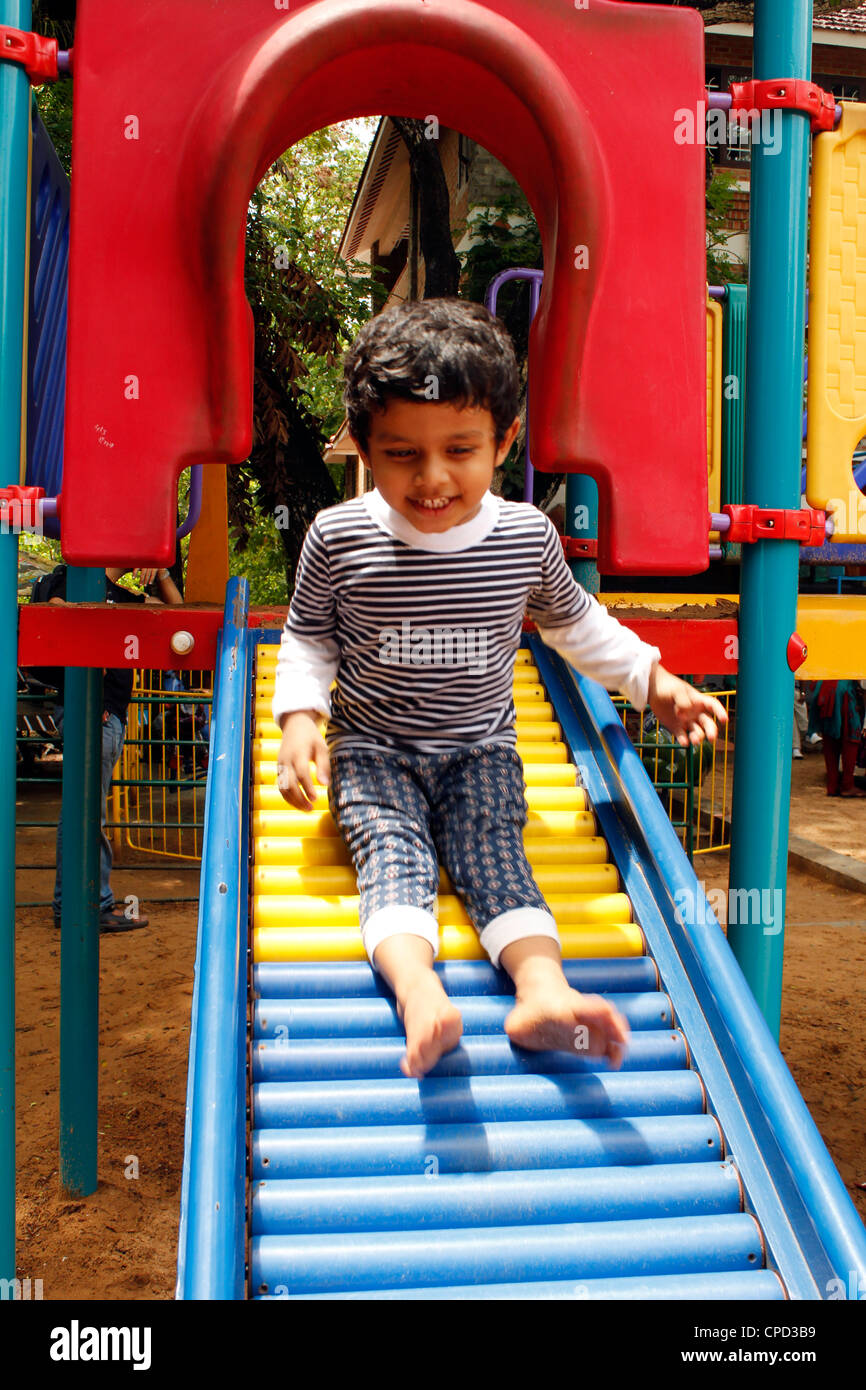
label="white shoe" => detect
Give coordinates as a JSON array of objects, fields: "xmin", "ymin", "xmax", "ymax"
[{"xmin": 792, "ymin": 750, "xmax": 804, "ymax": 759}]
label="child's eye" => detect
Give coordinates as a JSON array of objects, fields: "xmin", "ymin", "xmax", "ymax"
[{"xmin": 384, "ymin": 447, "xmax": 474, "ymax": 458}]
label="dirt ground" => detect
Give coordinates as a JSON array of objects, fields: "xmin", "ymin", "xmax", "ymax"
[{"xmin": 12, "ymin": 757, "xmax": 866, "ymax": 1300}]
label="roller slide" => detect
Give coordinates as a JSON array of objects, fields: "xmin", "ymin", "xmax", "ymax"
[{"xmin": 176, "ymin": 580, "xmax": 866, "ymax": 1300}]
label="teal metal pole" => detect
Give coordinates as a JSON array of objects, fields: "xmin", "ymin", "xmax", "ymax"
[
  {"xmin": 565, "ymin": 474, "xmax": 599, "ymax": 595},
  {"xmin": 0, "ymin": 0, "xmax": 31, "ymax": 1286},
  {"xmin": 59, "ymin": 570, "xmax": 104, "ymax": 1196},
  {"xmin": 727, "ymin": 0, "xmax": 812, "ymax": 1036}
]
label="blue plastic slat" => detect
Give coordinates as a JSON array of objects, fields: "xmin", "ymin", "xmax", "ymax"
[
  {"xmin": 271, "ymin": 1270, "xmax": 786, "ymax": 1300},
  {"xmin": 253, "ymin": 958, "xmax": 659, "ymax": 999},
  {"xmin": 252, "ymin": 1030, "xmax": 687, "ymax": 1082},
  {"xmin": 250, "ymin": 1212, "xmax": 764, "ymax": 1295},
  {"xmin": 253, "ymin": 991, "xmax": 673, "ymax": 1039},
  {"xmin": 251, "ymin": 1114, "xmax": 723, "ymax": 1180},
  {"xmin": 252, "ymin": 1068, "xmax": 705, "ymax": 1129},
  {"xmin": 252, "ymin": 1160, "xmax": 742, "ymax": 1235}
]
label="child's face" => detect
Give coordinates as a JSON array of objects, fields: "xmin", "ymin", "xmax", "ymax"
[{"xmin": 355, "ymin": 398, "xmax": 520, "ymax": 533}]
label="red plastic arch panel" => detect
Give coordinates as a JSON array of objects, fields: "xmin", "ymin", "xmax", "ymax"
[{"xmin": 62, "ymin": 0, "xmax": 707, "ymax": 574}]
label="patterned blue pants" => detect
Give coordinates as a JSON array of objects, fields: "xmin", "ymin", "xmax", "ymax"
[{"xmin": 328, "ymin": 742, "xmax": 560, "ymax": 970}]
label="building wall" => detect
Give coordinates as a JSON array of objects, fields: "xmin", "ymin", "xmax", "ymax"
[{"xmin": 706, "ymin": 33, "xmax": 866, "ymax": 276}]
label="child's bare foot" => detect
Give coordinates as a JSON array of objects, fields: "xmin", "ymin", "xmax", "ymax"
[
  {"xmin": 396, "ymin": 975, "xmax": 463, "ymax": 1079},
  {"xmin": 504, "ymin": 983, "xmax": 630, "ymax": 1068}
]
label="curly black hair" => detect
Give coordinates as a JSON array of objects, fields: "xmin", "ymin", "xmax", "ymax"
[{"xmin": 342, "ymin": 297, "xmax": 520, "ymax": 454}]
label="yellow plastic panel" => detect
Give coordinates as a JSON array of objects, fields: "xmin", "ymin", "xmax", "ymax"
[
  {"xmin": 707, "ymin": 295, "xmax": 722, "ymax": 532},
  {"xmin": 807, "ymin": 102, "xmax": 866, "ymax": 539},
  {"xmin": 253, "ymin": 922, "xmax": 646, "ymax": 963},
  {"xmin": 797, "ymin": 593, "xmax": 866, "ymax": 678},
  {"xmin": 251, "ymin": 863, "xmax": 619, "ymax": 898}
]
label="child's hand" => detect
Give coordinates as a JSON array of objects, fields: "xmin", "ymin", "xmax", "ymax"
[
  {"xmin": 647, "ymin": 663, "xmax": 728, "ymax": 748},
  {"xmin": 276, "ymin": 711, "xmax": 331, "ymax": 810}
]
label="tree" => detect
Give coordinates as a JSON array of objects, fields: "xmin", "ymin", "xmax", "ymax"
[{"xmin": 390, "ymin": 118, "xmax": 462, "ymax": 299}]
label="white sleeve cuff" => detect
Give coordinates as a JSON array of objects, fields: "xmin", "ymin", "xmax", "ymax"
[
  {"xmin": 538, "ymin": 598, "xmax": 661, "ymax": 711},
  {"xmin": 270, "ymin": 628, "xmax": 339, "ymax": 727}
]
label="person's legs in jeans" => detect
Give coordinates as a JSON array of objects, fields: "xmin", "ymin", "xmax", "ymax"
[
  {"xmin": 431, "ymin": 744, "xmax": 630, "ymax": 1065},
  {"xmin": 328, "ymin": 746, "xmax": 462, "ymax": 1077},
  {"xmin": 99, "ymin": 714, "xmax": 124, "ymax": 911}
]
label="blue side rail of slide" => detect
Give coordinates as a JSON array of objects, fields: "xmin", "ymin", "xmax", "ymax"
[{"xmin": 176, "ymin": 578, "xmax": 252, "ymax": 1300}]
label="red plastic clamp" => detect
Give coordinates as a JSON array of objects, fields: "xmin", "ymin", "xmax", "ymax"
[
  {"xmin": 0, "ymin": 26, "xmax": 59, "ymax": 84},
  {"xmin": 0, "ymin": 484, "xmax": 45, "ymax": 531},
  {"xmin": 722, "ymin": 504, "xmax": 826, "ymax": 547},
  {"xmin": 787, "ymin": 633, "xmax": 808, "ymax": 673},
  {"xmin": 729, "ymin": 78, "xmax": 836, "ymax": 134},
  {"xmin": 561, "ymin": 537, "xmax": 598, "ymax": 559}
]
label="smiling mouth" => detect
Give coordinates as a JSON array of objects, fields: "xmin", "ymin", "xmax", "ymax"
[{"xmin": 409, "ymin": 497, "xmax": 457, "ymax": 512}]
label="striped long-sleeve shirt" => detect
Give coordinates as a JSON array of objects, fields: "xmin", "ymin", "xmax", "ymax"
[{"xmin": 271, "ymin": 489, "xmax": 661, "ymax": 754}]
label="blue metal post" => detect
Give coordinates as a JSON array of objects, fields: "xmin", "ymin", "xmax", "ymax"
[
  {"xmin": 566, "ymin": 474, "xmax": 599, "ymax": 595},
  {"xmin": 0, "ymin": 0, "xmax": 32, "ymax": 1285},
  {"xmin": 727, "ymin": 0, "xmax": 813, "ymax": 1034},
  {"xmin": 58, "ymin": 567, "xmax": 105, "ymax": 1196}
]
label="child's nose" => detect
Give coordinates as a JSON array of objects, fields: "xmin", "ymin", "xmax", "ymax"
[{"xmin": 414, "ymin": 455, "xmax": 451, "ymax": 487}]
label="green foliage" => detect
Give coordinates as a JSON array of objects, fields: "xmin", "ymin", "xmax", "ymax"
[
  {"xmin": 706, "ymin": 166, "xmax": 745, "ymax": 285},
  {"xmin": 235, "ymin": 121, "xmax": 386, "ymax": 602}
]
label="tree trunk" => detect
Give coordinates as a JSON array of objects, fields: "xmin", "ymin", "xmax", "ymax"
[{"xmin": 390, "ymin": 117, "xmax": 462, "ymax": 299}]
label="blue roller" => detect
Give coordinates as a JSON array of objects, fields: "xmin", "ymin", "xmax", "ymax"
[
  {"xmin": 253, "ymin": 991, "xmax": 673, "ymax": 1039},
  {"xmin": 273, "ymin": 1270, "xmax": 786, "ymax": 1300},
  {"xmin": 250, "ymin": 1212, "xmax": 764, "ymax": 1296},
  {"xmin": 253, "ymin": 957, "xmax": 660, "ymax": 999},
  {"xmin": 252, "ymin": 1030, "xmax": 688, "ymax": 1082},
  {"xmin": 252, "ymin": 1069, "xmax": 705, "ymax": 1129},
  {"xmin": 251, "ymin": 1160, "xmax": 742, "ymax": 1235},
  {"xmin": 251, "ymin": 1114, "xmax": 724, "ymax": 1180}
]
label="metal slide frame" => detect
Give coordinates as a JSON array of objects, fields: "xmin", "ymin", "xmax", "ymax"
[{"xmin": 176, "ymin": 578, "xmax": 252, "ymax": 1299}]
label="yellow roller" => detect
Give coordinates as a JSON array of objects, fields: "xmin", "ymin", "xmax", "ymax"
[
  {"xmin": 253, "ymin": 717, "xmax": 565, "ymax": 742},
  {"xmin": 253, "ymin": 759, "xmax": 577, "ymax": 788},
  {"xmin": 252, "ymin": 833, "xmax": 610, "ymax": 867},
  {"xmin": 253, "ymin": 806, "xmax": 597, "ymax": 840},
  {"xmin": 251, "ymin": 783, "xmax": 588, "ymax": 813},
  {"xmin": 252, "ymin": 891, "xmax": 631, "ymax": 930},
  {"xmin": 252, "ymin": 862, "xmax": 619, "ymax": 897},
  {"xmin": 255, "ymin": 645, "xmax": 537, "ymax": 666},
  {"xmin": 255, "ymin": 676, "xmax": 549, "ymax": 704},
  {"xmin": 252, "ymin": 736, "xmax": 570, "ymax": 764},
  {"xmin": 253, "ymin": 921, "xmax": 646, "ymax": 963},
  {"xmin": 255, "ymin": 697, "xmax": 554, "ymax": 723}
]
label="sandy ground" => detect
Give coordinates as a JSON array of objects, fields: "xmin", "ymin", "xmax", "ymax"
[{"xmin": 11, "ymin": 759, "xmax": 866, "ymax": 1300}]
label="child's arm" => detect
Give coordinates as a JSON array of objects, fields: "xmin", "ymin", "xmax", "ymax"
[
  {"xmin": 271, "ymin": 522, "xmax": 340, "ymax": 810},
  {"xmin": 529, "ymin": 521, "xmax": 726, "ymax": 745}
]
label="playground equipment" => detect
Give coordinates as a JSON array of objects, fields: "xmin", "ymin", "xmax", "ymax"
[
  {"xmin": 176, "ymin": 586, "xmax": 866, "ymax": 1298},
  {"xmin": 4, "ymin": 0, "xmax": 866, "ymax": 1297}
]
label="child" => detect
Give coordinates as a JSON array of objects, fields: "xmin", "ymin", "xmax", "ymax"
[{"xmin": 272, "ymin": 298, "xmax": 727, "ymax": 1079}]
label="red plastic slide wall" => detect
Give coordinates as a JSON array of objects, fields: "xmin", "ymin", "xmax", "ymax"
[{"xmin": 61, "ymin": 0, "xmax": 707, "ymax": 574}]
